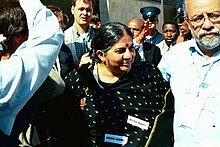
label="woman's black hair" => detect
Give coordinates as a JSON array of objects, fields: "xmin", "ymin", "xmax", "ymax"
[{"xmin": 90, "ymin": 22, "xmax": 133, "ymax": 64}]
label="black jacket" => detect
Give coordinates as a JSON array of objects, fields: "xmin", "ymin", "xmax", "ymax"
[{"xmin": 134, "ymin": 42, "xmax": 162, "ymax": 66}]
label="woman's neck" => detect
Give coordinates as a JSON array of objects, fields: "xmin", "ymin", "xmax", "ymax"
[{"xmin": 97, "ymin": 63, "xmax": 122, "ymax": 84}]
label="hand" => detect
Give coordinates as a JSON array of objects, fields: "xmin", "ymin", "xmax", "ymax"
[
  {"xmin": 0, "ymin": 34, "xmax": 8, "ymax": 60},
  {"xmin": 78, "ymin": 52, "xmax": 92, "ymax": 68},
  {"xmin": 80, "ymin": 97, "xmax": 87, "ymax": 110},
  {"xmin": 135, "ymin": 21, "xmax": 151, "ymax": 44},
  {"xmin": 0, "ymin": 34, "xmax": 8, "ymax": 50}
]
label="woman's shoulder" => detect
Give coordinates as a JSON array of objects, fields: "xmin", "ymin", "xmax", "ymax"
[
  {"xmin": 131, "ymin": 61, "xmax": 157, "ymax": 72},
  {"xmin": 64, "ymin": 63, "xmax": 92, "ymax": 84},
  {"xmin": 128, "ymin": 61, "xmax": 171, "ymax": 93},
  {"xmin": 129, "ymin": 61, "xmax": 163, "ymax": 82}
]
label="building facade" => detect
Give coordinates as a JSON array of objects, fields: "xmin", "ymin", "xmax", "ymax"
[{"xmin": 0, "ymin": 0, "xmax": 177, "ymax": 33}]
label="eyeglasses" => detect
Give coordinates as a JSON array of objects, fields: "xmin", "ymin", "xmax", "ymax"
[{"xmin": 187, "ymin": 12, "xmax": 220, "ymax": 27}]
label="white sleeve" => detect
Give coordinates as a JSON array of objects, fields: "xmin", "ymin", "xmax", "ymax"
[
  {"xmin": 157, "ymin": 55, "xmax": 171, "ymax": 83},
  {"xmin": 0, "ymin": 0, "xmax": 64, "ymax": 135}
]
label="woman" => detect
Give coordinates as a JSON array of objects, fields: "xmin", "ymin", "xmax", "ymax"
[{"xmin": 65, "ymin": 22, "xmax": 174, "ymax": 147}]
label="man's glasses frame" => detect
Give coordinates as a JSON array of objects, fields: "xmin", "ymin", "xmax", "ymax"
[{"xmin": 186, "ymin": 12, "xmax": 220, "ymax": 28}]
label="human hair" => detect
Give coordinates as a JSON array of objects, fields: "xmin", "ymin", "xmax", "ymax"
[
  {"xmin": 46, "ymin": 5, "xmax": 69, "ymax": 27},
  {"xmin": 72, "ymin": 0, "xmax": 94, "ymax": 7},
  {"xmin": 163, "ymin": 20, "xmax": 179, "ymax": 35},
  {"xmin": 0, "ymin": 1, "xmax": 28, "ymax": 48},
  {"xmin": 46, "ymin": 5, "xmax": 62, "ymax": 13},
  {"xmin": 90, "ymin": 22, "xmax": 133, "ymax": 64},
  {"xmin": 127, "ymin": 18, "xmax": 145, "ymax": 28},
  {"xmin": 90, "ymin": 14, "xmax": 100, "ymax": 25}
]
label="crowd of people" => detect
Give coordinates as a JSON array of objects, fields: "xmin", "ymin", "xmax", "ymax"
[{"xmin": 0, "ymin": 0, "xmax": 220, "ymax": 146}]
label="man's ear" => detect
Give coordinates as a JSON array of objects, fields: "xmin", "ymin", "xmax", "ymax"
[{"xmin": 71, "ymin": 6, "xmax": 74, "ymax": 15}]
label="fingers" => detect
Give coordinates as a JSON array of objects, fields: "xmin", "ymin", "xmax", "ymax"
[
  {"xmin": 80, "ymin": 97, "xmax": 87, "ymax": 110},
  {"xmin": 78, "ymin": 52, "xmax": 92, "ymax": 68},
  {"xmin": 143, "ymin": 21, "xmax": 151, "ymax": 35},
  {"xmin": 0, "ymin": 34, "xmax": 8, "ymax": 50},
  {"xmin": 0, "ymin": 34, "xmax": 7, "ymax": 42},
  {"xmin": 135, "ymin": 21, "xmax": 151, "ymax": 44},
  {"xmin": 82, "ymin": 52, "xmax": 90, "ymax": 57},
  {"xmin": 144, "ymin": 20, "xmax": 149, "ymax": 28}
]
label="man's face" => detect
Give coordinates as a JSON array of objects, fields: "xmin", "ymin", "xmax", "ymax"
[
  {"xmin": 144, "ymin": 18, "xmax": 158, "ymax": 32},
  {"xmin": 178, "ymin": 20, "xmax": 191, "ymax": 36},
  {"xmin": 162, "ymin": 24, "xmax": 178, "ymax": 45},
  {"xmin": 72, "ymin": 0, "xmax": 93, "ymax": 26},
  {"xmin": 127, "ymin": 20, "xmax": 144, "ymax": 38},
  {"xmin": 186, "ymin": 0, "xmax": 220, "ymax": 50}
]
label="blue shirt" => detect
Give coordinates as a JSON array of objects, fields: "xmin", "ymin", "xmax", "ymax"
[
  {"xmin": 0, "ymin": 0, "xmax": 64, "ymax": 135},
  {"xmin": 158, "ymin": 39, "xmax": 220, "ymax": 146}
]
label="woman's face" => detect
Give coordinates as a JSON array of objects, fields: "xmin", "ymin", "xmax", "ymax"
[{"xmin": 102, "ymin": 34, "xmax": 135, "ymax": 75}]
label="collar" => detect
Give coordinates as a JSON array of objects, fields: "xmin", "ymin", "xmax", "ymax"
[
  {"xmin": 73, "ymin": 23, "xmax": 95, "ymax": 37},
  {"xmin": 189, "ymin": 39, "xmax": 220, "ymax": 62}
]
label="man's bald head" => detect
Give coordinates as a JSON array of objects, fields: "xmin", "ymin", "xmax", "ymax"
[{"xmin": 127, "ymin": 18, "xmax": 144, "ymax": 38}]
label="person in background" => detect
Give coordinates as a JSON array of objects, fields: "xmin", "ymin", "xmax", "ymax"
[
  {"xmin": 127, "ymin": 17, "xmax": 162, "ymax": 65},
  {"xmin": 140, "ymin": 6, "xmax": 164, "ymax": 45},
  {"xmin": 127, "ymin": 18, "xmax": 144, "ymax": 39},
  {"xmin": 23, "ymin": 5, "xmax": 76, "ymax": 146},
  {"xmin": 90, "ymin": 13, "xmax": 101, "ymax": 29},
  {"xmin": 157, "ymin": 20, "xmax": 179, "ymax": 56},
  {"xmin": 46, "ymin": 5, "xmax": 75, "ymax": 79},
  {"xmin": 65, "ymin": 22, "xmax": 175, "ymax": 147},
  {"xmin": 175, "ymin": 5, "xmax": 192, "ymax": 43},
  {"xmin": 64, "ymin": 0, "xmax": 96, "ymax": 67},
  {"xmin": 46, "ymin": 5, "xmax": 68, "ymax": 32},
  {"xmin": 0, "ymin": 0, "xmax": 63, "ymax": 146},
  {"xmin": 176, "ymin": 19, "xmax": 192, "ymax": 43},
  {"xmin": 158, "ymin": 0, "xmax": 220, "ymax": 146}
]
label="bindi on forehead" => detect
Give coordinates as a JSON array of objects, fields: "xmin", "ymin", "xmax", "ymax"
[{"xmin": 125, "ymin": 43, "xmax": 131, "ymax": 48}]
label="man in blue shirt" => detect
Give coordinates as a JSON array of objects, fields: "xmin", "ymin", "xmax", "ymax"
[{"xmin": 158, "ymin": 0, "xmax": 220, "ymax": 146}]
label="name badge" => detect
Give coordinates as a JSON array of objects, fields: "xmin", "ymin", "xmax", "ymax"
[
  {"xmin": 104, "ymin": 134, "xmax": 128, "ymax": 145},
  {"xmin": 127, "ymin": 115, "xmax": 149, "ymax": 130}
]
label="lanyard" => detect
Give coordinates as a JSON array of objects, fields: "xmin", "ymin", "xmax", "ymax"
[{"xmin": 191, "ymin": 51, "xmax": 215, "ymax": 97}]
